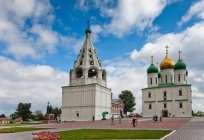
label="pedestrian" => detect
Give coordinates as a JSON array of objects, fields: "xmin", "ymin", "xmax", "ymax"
[
  {"xmin": 92, "ymin": 116, "xmax": 95, "ymax": 122},
  {"xmin": 159, "ymin": 116, "xmax": 162, "ymax": 122},
  {"xmin": 155, "ymin": 115, "xmax": 158, "ymax": 122},
  {"xmin": 132, "ymin": 115, "xmax": 137, "ymax": 127},
  {"xmin": 111, "ymin": 115, "xmax": 114, "ymax": 125},
  {"xmin": 119, "ymin": 115, "xmax": 122, "ymax": 124}
]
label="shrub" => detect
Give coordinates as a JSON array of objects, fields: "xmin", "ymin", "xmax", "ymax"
[{"xmin": 32, "ymin": 131, "xmax": 60, "ymax": 140}]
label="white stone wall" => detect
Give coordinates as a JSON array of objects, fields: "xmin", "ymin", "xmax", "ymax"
[
  {"xmin": 61, "ymin": 84, "xmax": 111, "ymax": 121},
  {"xmin": 174, "ymin": 70, "xmax": 187, "ymax": 85},
  {"xmin": 142, "ymin": 85, "xmax": 192, "ymax": 118},
  {"xmin": 161, "ymin": 69, "xmax": 174, "ymax": 84},
  {"xmin": 147, "ymin": 73, "xmax": 158, "ymax": 87}
]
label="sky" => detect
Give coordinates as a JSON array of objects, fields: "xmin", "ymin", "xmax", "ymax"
[{"xmin": 0, "ymin": 0, "xmax": 204, "ymax": 115}]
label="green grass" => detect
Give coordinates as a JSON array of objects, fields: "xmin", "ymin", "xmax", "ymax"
[
  {"xmin": 60, "ymin": 129, "xmax": 171, "ymax": 140},
  {"xmin": 0, "ymin": 127, "xmax": 49, "ymax": 133},
  {"xmin": 0, "ymin": 123, "xmax": 39, "ymax": 126}
]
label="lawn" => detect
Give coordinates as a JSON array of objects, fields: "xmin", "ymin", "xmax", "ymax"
[
  {"xmin": 60, "ymin": 129, "xmax": 171, "ymax": 140},
  {"xmin": 0, "ymin": 127, "xmax": 49, "ymax": 133}
]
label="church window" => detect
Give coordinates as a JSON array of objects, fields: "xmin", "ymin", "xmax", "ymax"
[
  {"xmin": 88, "ymin": 68, "xmax": 97, "ymax": 78},
  {"xmin": 155, "ymin": 78, "xmax": 157, "ymax": 84},
  {"xmin": 150, "ymin": 78, "xmax": 152, "ymax": 85},
  {"xmin": 90, "ymin": 61, "xmax": 94, "ymax": 65},
  {"xmin": 102, "ymin": 70, "xmax": 106, "ymax": 80},
  {"xmin": 76, "ymin": 68, "xmax": 83, "ymax": 78},
  {"xmin": 179, "ymin": 102, "xmax": 183, "ymax": 108},
  {"xmin": 163, "ymin": 91, "xmax": 167, "ymax": 97},
  {"xmin": 178, "ymin": 74, "xmax": 181, "ymax": 82},
  {"xmin": 148, "ymin": 92, "xmax": 151, "ymax": 98},
  {"xmin": 82, "ymin": 55, "xmax": 84, "ymax": 58},
  {"xmin": 89, "ymin": 49, "xmax": 91, "ymax": 53},
  {"xmin": 76, "ymin": 111, "xmax": 79, "ymax": 117},
  {"xmin": 80, "ymin": 61, "xmax": 83, "ymax": 65},
  {"xmin": 83, "ymin": 48, "xmax": 85, "ymax": 52},
  {"xmin": 164, "ymin": 103, "xmax": 167, "ymax": 108},
  {"xmin": 149, "ymin": 104, "xmax": 152, "ymax": 109},
  {"xmin": 179, "ymin": 90, "xmax": 182, "ymax": 96},
  {"xmin": 89, "ymin": 55, "xmax": 93, "ymax": 58},
  {"xmin": 165, "ymin": 75, "xmax": 168, "ymax": 83}
]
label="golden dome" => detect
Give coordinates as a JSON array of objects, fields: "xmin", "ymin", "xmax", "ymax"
[{"xmin": 160, "ymin": 55, "xmax": 174, "ymax": 70}]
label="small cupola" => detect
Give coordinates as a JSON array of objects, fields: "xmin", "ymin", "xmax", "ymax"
[
  {"xmin": 174, "ymin": 50, "xmax": 186, "ymax": 70},
  {"xmin": 147, "ymin": 56, "xmax": 159, "ymax": 74}
]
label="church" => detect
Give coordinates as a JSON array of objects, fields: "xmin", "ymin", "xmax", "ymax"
[
  {"xmin": 61, "ymin": 27, "xmax": 112, "ymax": 121},
  {"xmin": 142, "ymin": 47, "xmax": 192, "ymax": 118}
]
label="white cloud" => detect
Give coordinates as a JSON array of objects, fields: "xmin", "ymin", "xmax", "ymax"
[
  {"xmin": 0, "ymin": 0, "xmax": 82, "ymax": 59},
  {"xmin": 178, "ymin": 0, "xmax": 204, "ymax": 26},
  {"xmin": 0, "ymin": 56, "xmax": 67, "ymax": 115}
]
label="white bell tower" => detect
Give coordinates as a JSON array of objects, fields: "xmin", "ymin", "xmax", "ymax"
[{"xmin": 61, "ymin": 23, "xmax": 111, "ymax": 121}]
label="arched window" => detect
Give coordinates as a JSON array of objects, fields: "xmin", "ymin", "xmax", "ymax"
[
  {"xmin": 90, "ymin": 60, "xmax": 94, "ymax": 65},
  {"xmin": 102, "ymin": 70, "xmax": 106, "ymax": 80},
  {"xmin": 76, "ymin": 111, "xmax": 79, "ymax": 117},
  {"xmin": 88, "ymin": 68, "xmax": 97, "ymax": 78},
  {"xmin": 148, "ymin": 92, "xmax": 151, "ymax": 98},
  {"xmin": 75, "ymin": 68, "xmax": 83, "ymax": 78}
]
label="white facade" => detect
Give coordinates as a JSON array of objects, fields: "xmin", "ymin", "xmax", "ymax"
[
  {"xmin": 61, "ymin": 29, "xmax": 112, "ymax": 121},
  {"xmin": 142, "ymin": 52, "xmax": 192, "ymax": 118}
]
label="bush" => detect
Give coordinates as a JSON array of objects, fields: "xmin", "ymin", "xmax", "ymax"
[{"xmin": 32, "ymin": 131, "xmax": 60, "ymax": 140}]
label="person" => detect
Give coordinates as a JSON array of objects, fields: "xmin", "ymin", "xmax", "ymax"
[
  {"xmin": 92, "ymin": 116, "xmax": 95, "ymax": 122},
  {"xmin": 119, "ymin": 115, "xmax": 122, "ymax": 124},
  {"xmin": 155, "ymin": 115, "xmax": 158, "ymax": 122},
  {"xmin": 159, "ymin": 116, "xmax": 162, "ymax": 122},
  {"xmin": 132, "ymin": 115, "xmax": 137, "ymax": 127},
  {"xmin": 111, "ymin": 115, "xmax": 114, "ymax": 125}
]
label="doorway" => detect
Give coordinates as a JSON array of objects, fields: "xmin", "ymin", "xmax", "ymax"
[{"xmin": 162, "ymin": 110, "xmax": 168, "ymax": 117}]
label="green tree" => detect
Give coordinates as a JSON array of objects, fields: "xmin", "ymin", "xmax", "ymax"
[
  {"xmin": 16, "ymin": 103, "xmax": 32, "ymax": 121},
  {"xmin": 51, "ymin": 107, "xmax": 61, "ymax": 119},
  {"xmin": 0, "ymin": 114, "xmax": 5, "ymax": 118},
  {"xmin": 119, "ymin": 90, "xmax": 136, "ymax": 115},
  {"xmin": 10, "ymin": 112, "xmax": 19, "ymax": 120}
]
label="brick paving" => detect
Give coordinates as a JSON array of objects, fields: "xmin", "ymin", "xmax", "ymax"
[
  {"xmin": 165, "ymin": 117, "xmax": 204, "ymax": 140},
  {"xmin": 0, "ymin": 118, "xmax": 192, "ymax": 140}
]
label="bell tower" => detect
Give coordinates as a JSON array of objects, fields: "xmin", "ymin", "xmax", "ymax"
[
  {"xmin": 70, "ymin": 22, "xmax": 107, "ymax": 87},
  {"xmin": 61, "ymin": 22, "xmax": 111, "ymax": 121}
]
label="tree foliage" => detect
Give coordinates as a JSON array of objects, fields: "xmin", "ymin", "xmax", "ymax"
[
  {"xmin": 119, "ymin": 90, "xmax": 136, "ymax": 115},
  {"xmin": 51, "ymin": 107, "xmax": 61, "ymax": 119},
  {"xmin": 15, "ymin": 103, "xmax": 32, "ymax": 121}
]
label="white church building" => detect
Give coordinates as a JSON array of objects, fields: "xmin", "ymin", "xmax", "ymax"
[
  {"xmin": 61, "ymin": 27, "xmax": 112, "ymax": 121},
  {"xmin": 142, "ymin": 47, "xmax": 192, "ymax": 118}
]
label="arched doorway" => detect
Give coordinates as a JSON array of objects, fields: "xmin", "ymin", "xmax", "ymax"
[{"xmin": 162, "ymin": 110, "xmax": 168, "ymax": 117}]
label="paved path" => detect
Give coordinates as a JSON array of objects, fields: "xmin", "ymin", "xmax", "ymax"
[
  {"xmin": 0, "ymin": 118, "xmax": 191, "ymax": 140},
  {"xmin": 166, "ymin": 117, "xmax": 204, "ymax": 140}
]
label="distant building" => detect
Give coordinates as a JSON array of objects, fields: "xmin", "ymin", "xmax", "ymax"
[
  {"xmin": 142, "ymin": 46, "xmax": 192, "ymax": 118},
  {"xmin": 61, "ymin": 26, "xmax": 112, "ymax": 121},
  {"xmin": 111, "ymin": 99, "xmax": 124, "ymax": 116},
  {"xmin": 0, "ymin": 117, "xmax": 11, "ymax": 124}
]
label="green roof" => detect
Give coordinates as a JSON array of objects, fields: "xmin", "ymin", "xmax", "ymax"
[
  {"xmin": 85, "ymin": 28, "xmax": 91, "ymax": 34},
  {"xmin": 147, "ymin": 64, "xmax": 158, "ymax": 74},
  {"xmin": 174, "ymin": 59, "xmax": 186, "ymax": 70}
]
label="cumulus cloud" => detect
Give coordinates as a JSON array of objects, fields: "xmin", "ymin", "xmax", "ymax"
[
  {"xmin": 178, "ymin": 0, "xmax": 204, "ymax": 26},
  {"xmin": 0, "ymin": 56, "xmax": 67, "ymax": 115},
  {"xmin": 0, "ymin": 0, "xmax": 82, "ymax": 59},
  {"xmin": 76, "ymin": 0, "xmax": 168, "ymax": 37}
]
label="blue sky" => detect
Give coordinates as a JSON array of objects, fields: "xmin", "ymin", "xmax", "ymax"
[{"xmin": 1, "ymin": 0, "xmax": 204, "ymax": 115}]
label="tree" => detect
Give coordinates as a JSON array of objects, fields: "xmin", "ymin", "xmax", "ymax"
[
  {"xmin": 51, "ymin": 107, "xmax": 61, "ymax": 119},
  {"xmin": 35, "ymin": 110, "xmax": 44, "ymax": 121},
  {"xmin": 119, "ymin": 90, "xmax": 136, "ymax": 115},
  {"xmin": 16, "ymin": 103, "xmax": 32, "ymax": 121},
  {"xmin": 0, "ymin": 114, "xmax": 5, "ymax": 118}
]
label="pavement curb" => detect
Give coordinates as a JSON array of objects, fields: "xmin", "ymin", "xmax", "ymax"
[{"xmin": 160, "ymin": 130, "xmax": 176, "ymax": 140}]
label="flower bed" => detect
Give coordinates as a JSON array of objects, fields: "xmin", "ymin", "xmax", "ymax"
[{"xmin": 32, "ymin": 131, "xmax": 60, "ymax": 140}]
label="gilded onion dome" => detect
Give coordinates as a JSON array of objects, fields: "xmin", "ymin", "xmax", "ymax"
[{"xmin": 160, "ymin": 46, "xmax": 174, "ymax": 70}]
